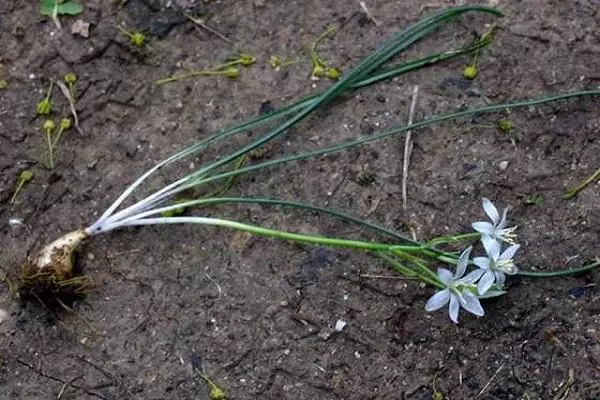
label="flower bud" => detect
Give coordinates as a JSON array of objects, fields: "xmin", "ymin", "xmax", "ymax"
[
  {"xmin": 43, "ymin": 119, "xmax": 56, "ymax": 132},
  {"xmin": 130, "ymin": 32, "xmax": 146, "ymax": 47},
  {"xmin": 60, "ymin": 118, "xmax": 72, "ymax": 131},
  {"xmin": 37, "ymin": 99, "xmax": 52, "ymax": 115},
  {"xmin": 19, "ymin": 170, "xmax": 34, "ymax": 183},
  {"xmin": 221, "ymin": 66, "xmax": 240, "ymax": 79},
  {"xmin": 64, "ymin": 72, "xmax": 77, "ymax": 84},
  {"xmin": 326, "ymin": 67, "xmax": 342, "ymax": 80},
  {"xmin": 463, "ymin": 65, "xmax": 478, "ymax": 80}
]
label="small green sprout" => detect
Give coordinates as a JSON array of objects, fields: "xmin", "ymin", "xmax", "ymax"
[
  {"xmin": 326, "ymin": 67, "xmax": 342, "ymax": 80},
  {"xmin": 525, "ymin": 195, "xmax": 544, "ymax": 205},
  {"xmin": 498, "ymin": 119, "xmax": 515, "ymax": 134},
  {"xmin": 268, "ymin": 55, "xmax": 297, "ymax": 70},
  {"xmin": 196, "ymin": 371, "xmax": 227, "ymax": 400},
  {"xmin": 37, "ymin": 81, "xmax": 54, "ymax": 116},
  {"xmin": 10, "ymin": 170, "xmax": 35, "ymax": 204},
  {"xmin": 220, "ymin": 66, "xmax": 240, "ymax": 79},
  {"xmin": 0, "ymin": 79, "xmax": 7, "ymax": 89},
  {"xmin": 156, "ymin": 54, "xmax": 255, "ymax": 85},
  {"xmin": 462, "ymin": 25, "xmax": 495, "ymax": 80},
  {"xmin": 310, "ymin": 27, "xmax": 342, "ymax": 81},
  {"xmin": 237, "ymin": 54, "xmax": 256, "ymax": 67},
  {"xmin": 463, "ymin": 64, "xmax": 478, "ymax": 80},
  {"xmin": 64, "ymin": 72, "xmax": 77, "ymax": 101},
  {"xmin": 118, "ymin": 26, "xmax": 147, "ymax": 47},
  {"xmin": 39, "ymin": 0, "xmax": 84, "ymax": 30},
  {"xmin": 41, "ymin": 117, "xmax": 71, "ymax": 168}
]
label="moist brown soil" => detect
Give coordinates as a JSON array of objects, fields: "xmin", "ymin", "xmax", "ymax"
[{"xmin": 1, "ymin": 1, "xmax": 600, "ymax": 399}]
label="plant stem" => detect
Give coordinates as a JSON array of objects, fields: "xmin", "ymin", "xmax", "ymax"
[
  {"xmin": 46, "ymin": 129, "xmax": 54, "ymax": 169},
  {"xmin": 564, "ymin": 167, "xmax": 600, "ymax": 199},
  {"xmin": 518, "ymin": 260, "xmax": 600, "ymax": 277},
  {"xmin": 101, "ymin": 216, "xmax": 430, "ymax": 253}
]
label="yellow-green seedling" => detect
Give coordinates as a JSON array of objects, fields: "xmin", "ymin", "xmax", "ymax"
[
  {"xmin": 64, "ymin": 72, "xmax": 77, "ymax": 101},
  {"xmin": 0, "ymin": 79, "xmax": 7, "ymax": 89},
  {"xmin": 498, "ymin": 119, "xmax": 515, "ymax": 134},
  {"xmin": 37, "ymin": 81, "xmax": 54, "ymax": 116},
  {"xmin": 155, "ymin": 54, "xmax": 256, "ymax": 85},
  {"xmin": 118, "ymin": 26, "xmax": 147, "ymax": 47},
  {"xmin": 310, "ymin": 27, "xmax": 342, "ymax": 81},
  {"xmin": 195, "ymin": 371, "xmax": 227, "ymax": 400},
  {"xmin": 39, "ymin": 0, "xmax": 84, "ymax": 30},
  {"xmin": 53, "ymin": 117, "xmax": 72, "ymax": 151},
  {"xmin": 462, "ymin": 25, "xmax": 496, "ymax": 80},
  {"xmin": 10, "ymin": 170, "xmax": 34, "ymax": 205}
]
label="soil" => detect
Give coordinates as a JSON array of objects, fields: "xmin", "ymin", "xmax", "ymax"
[{"xmin": 1, "ymin": 0, "xmax": 600, "ymax": 399}]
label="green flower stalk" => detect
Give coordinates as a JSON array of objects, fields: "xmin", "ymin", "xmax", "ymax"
[
  {"xmin": 118, "ymin": 26, "xmax": 146, "ymax": 47},
  {"xmin": 64, "ymin": 72, "xmax": 77, "ymax": 101},
  {"xmin": 42, "ymin": 119, "xmax": 56, "ymax": 168},
  {"xmin": 10, "ymin": 170, "xmax": 34, "ymax": 204}
]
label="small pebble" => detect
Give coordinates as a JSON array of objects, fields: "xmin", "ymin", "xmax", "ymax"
[
  {"xmin": 499, "ymin": 160, "xmax": 509, "ymax": 171},
  {"xmin": 334, "ymin": 319, "xmax": 347, "ymax": 332},
  {"xmin": 0, "ymin": 308, "xmax": 8, "ymax": 324}
]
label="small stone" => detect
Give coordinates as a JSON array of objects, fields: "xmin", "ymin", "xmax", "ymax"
[
  {"xmin": 334, "ymin": 319, "xmax": 347, "ymax": 332},
  {"xmin": 499, "ymin": 160, "xmax": 509, "ymax": 171},
  {"xmin": 71, "ymin": 20, "xmax": 91, "ymax": 38},
  {"xmin": 0, "ymin": 308, "xmax": 8, "ymax": 324}
]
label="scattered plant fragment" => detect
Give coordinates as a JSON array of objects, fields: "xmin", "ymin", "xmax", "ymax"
[
  {"xmin": 156, "ymin": 53, "xmax": 256, "ymax": 85},
  {"xmin": 195, "ymin": 370, "xmax": 227, "ymax": 400},
  {"xmin": 10, "ymin": 170, "xmax": 35, "ymax": 205},
  {"xmin": 310, "ymin": 27, "xmax": 342, "ymax": 80},
  {"xmin": 525, "ymin": 194, "xmax": 544, "ymax": 205},
  {"xmin": 564, "ymin": 166, "xmax": 600, "ymax": 200},
  {"xmin": 64, "ymin": 72, "xmax": 77, "ymax": 101},
  {"xmin": 118, "ymin": 26, "xmax": 147, "ymax": 47},
  {"xmin": 0, "ymin": 79, "xmax": 7, "ymax": 90},
  {"xmin": 9, "ymin": 6, "xmax": 600, "ymax": 324},
  {"xmin": 36, "ymin": 81, "xmax": 54, "ymax": 116},
  {"xmin": 39, "ymin": 0, "xmax": 84, "ymax": 30}
]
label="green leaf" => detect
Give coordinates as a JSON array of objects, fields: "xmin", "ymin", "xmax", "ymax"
[
  {"xmin": 39, "ymin": 0, "xmax": 84, "ymax": 17},
  {"xmin": 57, "ymin": 1, "xmax": 84, "ymax": 15},
  {"xmin": 39, "ymin": 0, "xmax": 56, "ymax": 17}
]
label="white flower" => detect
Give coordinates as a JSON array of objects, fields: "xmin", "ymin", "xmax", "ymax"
[
  {"xmin": 425, "ymin": 247, "xmax": 485, "ymax": 323},
  {"xmin": 474, "ymin": 239, "xmax": 520, "ymax": 295},
  {"xmin": 472, "ymin": 198, "xmax": 518, "ymax": 248}
]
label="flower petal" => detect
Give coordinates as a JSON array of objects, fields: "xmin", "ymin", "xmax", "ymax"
[
  {"xmin": 473, "ymin": 257, "xmax": 491, "ymax": 270},
  {"xmin": 482, "ymin": 236, "xmax": 501, "ymax": 261},
  {"xmin": 460, "ymin": 290, "xmax": 485, "ymax": 317},
  {"xmin": 425, "ymin": 289, "xmax": 450, "ymax": 311},
  {"xmin": 460, "ymin": 269, "xmax": 485, "ymax": 285},
  {"xmin": 472, "ymin": 221, "xmax": 495, "ymax": 235},
  {"xmin": 482, "ymin": 198, "xmax": 500, "ymax": 225},
  {"xmin": 477, "ymin": 269, "xmax": 496, "ymax": 295},
  {"xmin": 448, "ymin": 293, "xmax": 460, "ymax": 323},
  {"xmin": 437, "ymin": 268, "xmax": 453, "ymax": 285},
  {"xmin": 497, "ymin": 208, "xmax": 509, "ymax": 230},
  {"xmin": 500, "ymin": 244, "xmax": 521, "ymax": 262},
  {"xmin": 494, "ymin": 270, "xmax": 506, "ymax": 287},
  {"xmin": 455, "ymin": 246, "xmax": 472, "ymax": 279}
]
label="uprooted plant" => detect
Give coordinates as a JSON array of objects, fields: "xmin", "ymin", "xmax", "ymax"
[{"xmin": 10, "ymin": 6, "xmax": 600, "ymax": 322}]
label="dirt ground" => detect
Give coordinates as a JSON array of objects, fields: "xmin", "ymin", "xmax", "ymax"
[{"xmin": 1, "ymin": 0, "xmax": 600, "ymax": 399}]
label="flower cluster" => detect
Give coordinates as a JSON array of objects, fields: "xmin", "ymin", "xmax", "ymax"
[{"xmin": 426, "ymin": 198, "xmax": 520, "ymax": 323}]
